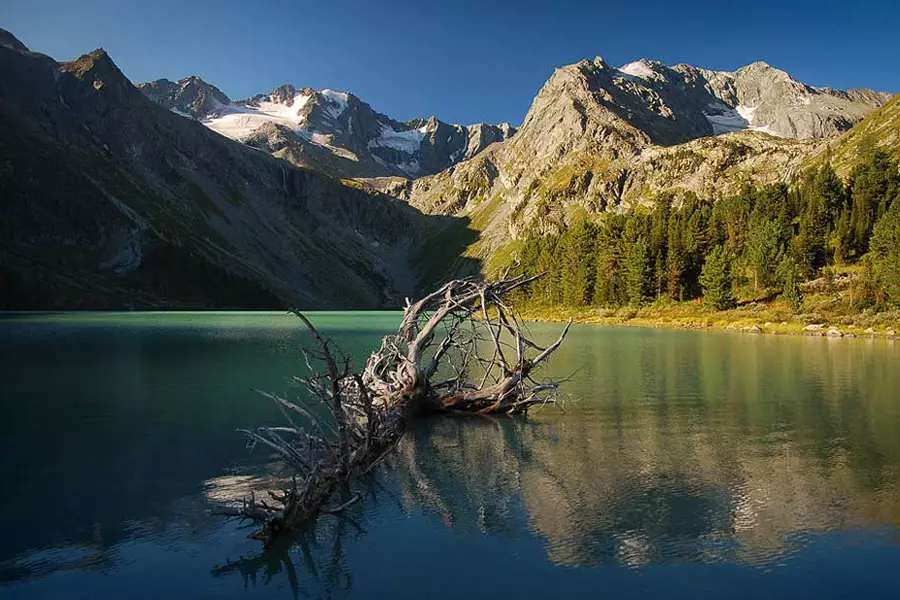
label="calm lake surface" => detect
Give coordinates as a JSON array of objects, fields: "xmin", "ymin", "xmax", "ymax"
[{"xmin": 1, "ymin": 312, "xmax": 899, "ymax": 599}]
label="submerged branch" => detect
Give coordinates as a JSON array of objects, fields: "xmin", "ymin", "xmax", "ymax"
[{"xmin": 214, "ymin": 273, "xmax": 571, "ymax": 545}]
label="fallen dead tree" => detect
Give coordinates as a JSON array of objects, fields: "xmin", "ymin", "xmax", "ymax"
[{"xmin": 215, "ymin": 274, "xmax": 572, "ymax": 545}]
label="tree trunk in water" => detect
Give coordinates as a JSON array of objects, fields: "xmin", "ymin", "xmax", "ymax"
[{"xmin": 213, "ymin": 274, "xmax": 571, "ymax": 545}]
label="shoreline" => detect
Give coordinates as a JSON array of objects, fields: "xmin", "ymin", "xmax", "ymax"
[
  {"xmin": 1, "ymin": 308, "xmax": 896, "ymax": 340},
  {"xmin": 519, "ymin": 307, "xmax": 899, "ymax": 340}
]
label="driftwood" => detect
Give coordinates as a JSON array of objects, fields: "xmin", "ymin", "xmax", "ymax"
[{"xmin": 214, "ymin": 274, "xmax": 571, "ymax": 545}]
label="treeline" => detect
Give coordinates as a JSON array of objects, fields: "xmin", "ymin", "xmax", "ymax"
[{"xmin": 513, "ymin": 148, "xmax": 900, "ymax": 311}]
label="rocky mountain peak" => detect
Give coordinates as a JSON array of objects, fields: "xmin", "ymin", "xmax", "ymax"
[
  {"xmin": 531, "ymin": 55, "xmax": 891, "ymax": 144},
  {"xmin": 618, "ymin": 59, "xmax": 668, "ymax": 81},
  {"xmin": 0, "ymin": 27, "xmax": 29, "ymax": 52},
  {"xmin": 137, "ymin": 74, "xmax": 513, "ymax": 179},
  {"xmin": 404, "ymin": 54, "xmax": 893, "ymax": 253},
  {"xmin": 59, "ymin": 48, "xmax": 142, "ymax": 104},
  {"xmin": 735, "ymin": 60, "xmax": 807, "ymax": 89},
  {"xmin": 269, "ymin": 83, "xmax": 299, "ymax": 105},
  {"xmin": 740, "ymin": 60, "xmax": 776, "ymax": 71},
  {"xmin": 64, "ymin": 48, "xmax": 114, "ymax": 73},
  {"xmin": 0, "ymin": 32, "xmax": 432, "ymax": 309},
  {"xmin": 136, "ymin": 75, "xmax": 230, "ymax": 118}
]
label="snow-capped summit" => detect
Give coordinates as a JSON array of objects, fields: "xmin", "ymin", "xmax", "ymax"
[
  {"xmin": 138, "ymin": 77, "xmax": 514, "ymax": 179},
  {"xmin": 542, "ymin": 56, "xmax": 892, "ymax": 143},
  {"xmin": 618, "ymin": 59, "xmax": 666, "ymax": 81}
]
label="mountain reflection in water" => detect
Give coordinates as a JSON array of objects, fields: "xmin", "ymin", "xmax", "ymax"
[{"xmin": 1, "ymin": 315, "xmax": 898, "ymax": 599}]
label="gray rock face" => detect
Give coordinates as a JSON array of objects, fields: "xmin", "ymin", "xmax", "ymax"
[
  {"xmin": 138, "ymin": 76, "xmax": 515, "ymax": 179},
  {"xmin": 137, "ymin": 76, "xmax": 230, "ymax": 119},
  {"xmin": 550, "ymin": 57, "xmax": 891, "ymax": 144},
  {"xmin": 672, "ymin": 60, "xmax": 893, "ymax": 139},
  {"xmin": 399, "ymin": 55, "xmax": 891, "ymax": 259}
]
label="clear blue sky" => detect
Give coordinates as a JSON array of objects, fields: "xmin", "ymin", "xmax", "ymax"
[{"xmin": 2, "ymin": 0, "xmax": 898, "ymax": 125}]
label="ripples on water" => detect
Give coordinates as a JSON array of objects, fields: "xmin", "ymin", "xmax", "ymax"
[{"xmin": 0, "ymin": 314, "xmax": 898, "ymax": 599}]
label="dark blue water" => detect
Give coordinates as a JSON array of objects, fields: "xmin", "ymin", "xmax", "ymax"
[{"xmin": 1, "ymin": 312, "xmax": 898, "ymax": 599}]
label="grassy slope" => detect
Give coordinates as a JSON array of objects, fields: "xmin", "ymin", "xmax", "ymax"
[{"xmin": 805, "ymin": 94, "xmax": 900, "ymax": 177}]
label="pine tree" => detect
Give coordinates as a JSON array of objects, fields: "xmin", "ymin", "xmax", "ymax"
[
  {"xmin": 870, "ymin": 195, "xmax": 900, "ymax": 305},
  {"xmin": 593, "ymin": 218, "xmax": 626, "ymax": 307},
  {"xmin": 745, "ymin": 219, "xmax": 781, "ymax": 291},
  {"xmin": 666, "ymin": 221, "xmax": 686, "ymax": 300},
  {"xmin": 699, "ymin": 245, "xmax": 736, "ymax": 310},
  {"xmin": 509, "ymin": 158, "xmax": 896, "ymax": 314},
  {"xmin": 625, "ymin": 236, "xmax": 652, "ymax": 306},
  {"xmin": 561, "ymin": 220, "xmax": 597, "ymax": 306},
  {"xmin": 796, "ymin": 169, "xmax": 833, "ymax": 273},
  {"xmin": 813, "ymin": 163, "xmax": 846, "ymax": 221},
  {"xmin": 777, "ymin": 257, "xmax": 803, "ymax": 313},
  {"xmin": 849, "ymin": 149, "xmax": 900, "ymax": 255},
  {"xmin": 829, "ymin": 207, "xmax": 853, "ymax": 264}
]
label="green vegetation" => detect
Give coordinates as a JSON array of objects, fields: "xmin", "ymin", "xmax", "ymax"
[
  {"xmin": 509, "ymin": 150, "xmax": 900, "ymax": 324},
  {"xmin": 778, "ymin": 257, "xmax": 803, "ymax": 312},
  {"xmin": 871, "ymin": 195, "xmax": 900, "ymax": 302},
  {"xmin": 806, "ymin": 95, "xmax": 900, "ymax": 176},
  {"xmin": 699, "ymin": 245, "xmax": 736, "ymax": 310}
]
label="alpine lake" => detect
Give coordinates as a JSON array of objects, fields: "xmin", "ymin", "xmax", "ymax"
[{"xmin": 1, "ymin": 312, "xmax": 898, "ymax": 599}]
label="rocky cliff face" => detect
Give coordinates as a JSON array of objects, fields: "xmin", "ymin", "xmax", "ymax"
[
  {"xmin": 137, "ymin": 76, "xmax": 230, "ymax": 119},
  {"xmin": 392, "ymin": 57, "xmax": 891, "ymax": 263},
  {"xmin": 669, "ymin": 60, "xmax": 892, "ymax": 139},
  {"xmin": 138, "ymin": 77, "xmax": 515, "ymax": 179},
  {"xmin": 0, "ymin": 31, "xmax": 450, "ymax": 309}
]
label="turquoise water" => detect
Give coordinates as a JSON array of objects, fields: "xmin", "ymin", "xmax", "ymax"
[{"xmin": 1, "ymin": 313, "xmax": 898, "ymax": 599}]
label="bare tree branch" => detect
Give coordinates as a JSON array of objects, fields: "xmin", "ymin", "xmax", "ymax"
[{"xmin": 214, "ymin": 273, "xmax": 570, "ymax": 545}]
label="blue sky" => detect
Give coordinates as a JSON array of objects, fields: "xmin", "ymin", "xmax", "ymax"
[{"xmin": 2, "ymin": 0, "xmax": 898, "ymax": 125}]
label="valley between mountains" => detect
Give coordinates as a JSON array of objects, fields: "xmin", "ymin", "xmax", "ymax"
[{"xmin": 1, "ymin": 26, "xmax": 898, "ymax": 326}]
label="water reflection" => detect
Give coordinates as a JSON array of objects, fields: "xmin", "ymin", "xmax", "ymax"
[
  {"xmin": 203, "ymin": 472, "xmax": 397, "ymax": 599},
  {"xmin": 1, "ymin": 316, "xmax": 899, "ymax": 599},
  {"xmin": 206, "ymin": 376, "xmax": 900, "ymax": 595},
  {"xmin": 385, "ymin": 328, "xmax": 900, "ymax": 571},
  {"xmin": 209, "ymin": 514, "xmax": 360, "ymax": 600}
]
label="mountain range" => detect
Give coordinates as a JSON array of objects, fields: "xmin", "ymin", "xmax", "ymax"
[
  {"xmin": 388, "ymin": 56, "xmax": 894, "ymax": 267},
  {"xmin": 0, "ymin": 28, "xmax": 476, "ymax": 309},
  {"xmin": 0, "ymin": 26, "xmax": 896, "ymax": 309},
  {"xmin": 137, "ymin": 76, "xmax": 514, "ymax": 179}
]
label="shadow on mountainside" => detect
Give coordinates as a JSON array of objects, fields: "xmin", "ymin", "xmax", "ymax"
[
  {"xmin": 0, "ymin": 32, "xmax": 482, "ymax": 310},
  {"xmin": 411, "ymin": 214, "xmax": 483, "ymax": 292}
]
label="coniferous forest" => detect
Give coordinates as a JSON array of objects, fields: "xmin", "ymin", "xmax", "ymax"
[{"xmin": 512, "ymin": 148, "xmax": 900, "ymax": 318}]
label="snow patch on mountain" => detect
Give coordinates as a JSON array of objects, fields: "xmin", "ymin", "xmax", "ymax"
[
  {"xmin": 367, "ymin": 124, "xmax": 428, "ymax": 153},
  {"xmin": 735, "ymin": 104, "xmax": 782, "ymax": 136},
  {"xmin": 320, "ymin": 89, "xmax": 348, "ymax": 118},
  {"xmin": 702, "ymin": 103, "xmax": 783, "ymax": 137},
  {"xmin": 735, "ymin": 104, "xmax": 757, "ymax": 124},
  {"xmin": 619, "ymin": 60, "xmax": 657, "ymax": 80},
  {"xmin": 198, "ymin": 88, "xmax": 358, "ymax": 147},
  {"xmin": 704, "ymin": 104, "xmax": 749, "ymax": 134},
  {"xmin": 203, "ymin": 92, "xmax": 313, "ymax": 140}
]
